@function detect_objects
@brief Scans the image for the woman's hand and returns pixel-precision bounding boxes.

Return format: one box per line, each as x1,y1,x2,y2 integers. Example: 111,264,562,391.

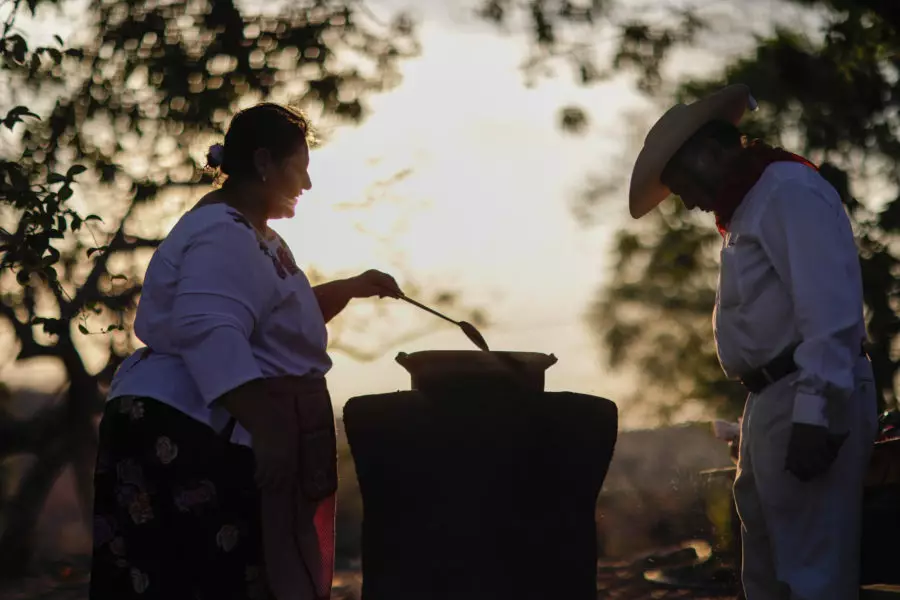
252,429,299,491
313,270,402,323
218,381,298,491
350,269,403,299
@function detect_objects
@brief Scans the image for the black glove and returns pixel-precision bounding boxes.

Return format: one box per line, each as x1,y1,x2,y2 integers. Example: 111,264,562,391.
784,423,847,482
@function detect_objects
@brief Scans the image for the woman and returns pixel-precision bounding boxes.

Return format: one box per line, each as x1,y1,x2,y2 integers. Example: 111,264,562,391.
89,103,402,600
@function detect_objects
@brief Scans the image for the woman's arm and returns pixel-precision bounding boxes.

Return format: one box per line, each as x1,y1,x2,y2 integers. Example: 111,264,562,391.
170,219,273,407
313,278,357,324
313,269,403,324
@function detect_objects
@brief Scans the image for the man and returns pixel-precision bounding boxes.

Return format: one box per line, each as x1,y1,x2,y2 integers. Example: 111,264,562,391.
628,84,876,599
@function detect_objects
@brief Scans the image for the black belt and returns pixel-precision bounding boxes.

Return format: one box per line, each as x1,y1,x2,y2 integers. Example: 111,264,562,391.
740,343,868,395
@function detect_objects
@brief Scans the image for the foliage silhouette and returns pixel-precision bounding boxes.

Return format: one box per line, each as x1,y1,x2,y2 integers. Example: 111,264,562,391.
480,0,900,421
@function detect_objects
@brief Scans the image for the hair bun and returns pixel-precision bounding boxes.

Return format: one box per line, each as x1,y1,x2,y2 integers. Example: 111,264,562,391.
207,143,225,168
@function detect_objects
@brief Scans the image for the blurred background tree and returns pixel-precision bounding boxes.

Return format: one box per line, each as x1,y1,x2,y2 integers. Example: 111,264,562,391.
0,0,486,578
479,0,900,422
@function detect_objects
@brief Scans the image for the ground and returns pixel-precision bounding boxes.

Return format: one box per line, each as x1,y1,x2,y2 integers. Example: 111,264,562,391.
0,545,739,599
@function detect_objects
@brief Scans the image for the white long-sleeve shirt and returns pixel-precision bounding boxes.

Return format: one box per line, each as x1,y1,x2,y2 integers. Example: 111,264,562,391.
109,203,332,445
713,161,866,427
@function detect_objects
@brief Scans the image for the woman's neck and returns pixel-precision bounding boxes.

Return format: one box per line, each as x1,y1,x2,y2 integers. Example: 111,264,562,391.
217,182,270,235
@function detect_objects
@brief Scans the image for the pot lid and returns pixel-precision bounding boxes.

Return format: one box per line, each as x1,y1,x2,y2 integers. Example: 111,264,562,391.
396,350,558,372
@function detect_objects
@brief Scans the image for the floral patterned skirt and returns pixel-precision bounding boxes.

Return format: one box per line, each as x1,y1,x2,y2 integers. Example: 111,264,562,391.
89,396,275,600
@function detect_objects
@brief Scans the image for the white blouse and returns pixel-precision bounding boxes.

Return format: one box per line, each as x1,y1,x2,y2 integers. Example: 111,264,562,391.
109,203,332,446
713,162,866,427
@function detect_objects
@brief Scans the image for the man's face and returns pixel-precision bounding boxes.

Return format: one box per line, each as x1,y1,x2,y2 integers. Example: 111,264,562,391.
661,139,727,213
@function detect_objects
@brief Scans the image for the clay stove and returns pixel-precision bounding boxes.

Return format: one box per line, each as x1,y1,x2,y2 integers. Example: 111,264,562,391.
343,350,618,600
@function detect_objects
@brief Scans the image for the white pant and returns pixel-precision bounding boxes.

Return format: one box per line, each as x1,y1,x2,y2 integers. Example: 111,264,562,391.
734,356,877,600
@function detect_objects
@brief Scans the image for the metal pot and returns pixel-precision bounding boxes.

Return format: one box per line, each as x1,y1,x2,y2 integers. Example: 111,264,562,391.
395,350,558,393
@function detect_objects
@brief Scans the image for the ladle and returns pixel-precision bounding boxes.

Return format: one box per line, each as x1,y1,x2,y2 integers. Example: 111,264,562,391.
396,294,490,352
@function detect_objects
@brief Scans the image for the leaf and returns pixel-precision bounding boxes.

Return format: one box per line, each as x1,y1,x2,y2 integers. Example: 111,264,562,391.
33,318,61,335
3,105,40,130
84,214,103,222
78,324,89,335
59,186,73,201
7,106,39,120
29,232,49,252
47,173,66,184
559,106,589,134
42,247,61,265
29,54,41,77
86,245,108,258
45,48,62,64
10,35,27,64
66,164,87,179
54,35,64,46
7,166,29,190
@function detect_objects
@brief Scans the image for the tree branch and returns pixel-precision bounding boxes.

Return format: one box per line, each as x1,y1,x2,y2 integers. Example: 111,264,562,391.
0,299,58,360
66,227,124,318
68,233,160,317
100,284,142,312
0,403,67,457
0,434,70,579
119,236,163,252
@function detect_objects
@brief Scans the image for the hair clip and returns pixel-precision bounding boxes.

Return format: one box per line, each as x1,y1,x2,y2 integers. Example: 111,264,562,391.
208,143,225,166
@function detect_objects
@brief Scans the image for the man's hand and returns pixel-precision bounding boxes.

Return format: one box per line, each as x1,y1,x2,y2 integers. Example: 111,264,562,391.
350,269,403,299
784,422,847,482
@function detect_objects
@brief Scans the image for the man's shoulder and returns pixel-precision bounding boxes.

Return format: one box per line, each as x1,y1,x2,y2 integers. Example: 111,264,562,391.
762,161,834,195
759,161,842,213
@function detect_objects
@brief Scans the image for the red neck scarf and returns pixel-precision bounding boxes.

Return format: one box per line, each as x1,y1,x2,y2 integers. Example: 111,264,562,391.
713,141,818,235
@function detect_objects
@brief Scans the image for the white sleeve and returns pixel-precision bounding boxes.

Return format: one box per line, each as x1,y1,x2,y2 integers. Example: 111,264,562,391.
757,177,864,426
170,218,277,405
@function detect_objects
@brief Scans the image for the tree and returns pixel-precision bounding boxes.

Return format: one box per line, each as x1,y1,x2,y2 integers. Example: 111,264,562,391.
478,0,900,421
0,0,478,577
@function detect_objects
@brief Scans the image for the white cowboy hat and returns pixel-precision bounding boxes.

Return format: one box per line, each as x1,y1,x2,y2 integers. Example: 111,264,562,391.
628,84,758,219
